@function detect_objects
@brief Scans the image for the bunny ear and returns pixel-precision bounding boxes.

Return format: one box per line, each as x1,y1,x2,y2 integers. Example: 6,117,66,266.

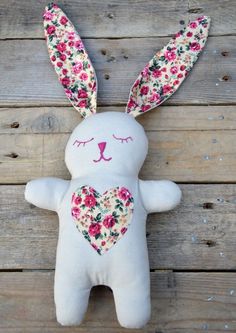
43,3,97,118
126,16,211,117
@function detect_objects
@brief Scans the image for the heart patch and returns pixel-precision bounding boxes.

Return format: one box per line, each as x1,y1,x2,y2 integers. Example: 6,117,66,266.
71,186,134,255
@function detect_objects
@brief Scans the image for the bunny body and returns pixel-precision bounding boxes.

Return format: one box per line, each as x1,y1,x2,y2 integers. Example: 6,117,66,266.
55,175,150,328
25,4,210,328
25,112,181,328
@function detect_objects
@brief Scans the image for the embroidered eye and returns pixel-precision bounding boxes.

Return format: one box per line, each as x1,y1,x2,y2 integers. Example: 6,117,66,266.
73,138,94,147
112,134,133,143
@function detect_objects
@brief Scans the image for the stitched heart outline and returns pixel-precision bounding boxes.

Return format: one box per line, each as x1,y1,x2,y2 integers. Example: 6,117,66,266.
71,186,134,255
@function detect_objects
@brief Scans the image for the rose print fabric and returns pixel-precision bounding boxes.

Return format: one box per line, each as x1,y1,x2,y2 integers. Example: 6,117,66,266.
71,186,134,255
126,16,211,117
43,4,97,118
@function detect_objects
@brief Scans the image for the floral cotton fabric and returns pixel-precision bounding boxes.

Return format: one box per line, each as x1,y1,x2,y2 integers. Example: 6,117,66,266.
126,16,211,117
71,186,134,255
43,4,97,118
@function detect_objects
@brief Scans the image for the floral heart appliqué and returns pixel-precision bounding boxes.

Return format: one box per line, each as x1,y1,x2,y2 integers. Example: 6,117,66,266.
71,186,134,255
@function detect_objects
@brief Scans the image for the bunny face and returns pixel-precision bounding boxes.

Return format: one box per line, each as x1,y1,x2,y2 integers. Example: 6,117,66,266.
65,112,148,178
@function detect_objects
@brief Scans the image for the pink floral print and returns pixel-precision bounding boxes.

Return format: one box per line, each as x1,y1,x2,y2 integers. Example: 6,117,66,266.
71,186,134,255
126,16,211,117
43,3,97,118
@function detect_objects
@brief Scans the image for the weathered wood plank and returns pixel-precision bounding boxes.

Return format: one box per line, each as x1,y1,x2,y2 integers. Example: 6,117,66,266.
1,185,236,270
1,271,236,332
0,0,235,39
1,105,235,134
0,129,235,183
0,37,235,106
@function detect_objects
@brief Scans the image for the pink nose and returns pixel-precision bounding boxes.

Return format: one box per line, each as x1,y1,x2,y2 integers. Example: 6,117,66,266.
98,142,106,153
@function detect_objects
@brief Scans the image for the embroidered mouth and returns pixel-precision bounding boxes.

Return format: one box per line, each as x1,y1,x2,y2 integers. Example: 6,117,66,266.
93,154,112,163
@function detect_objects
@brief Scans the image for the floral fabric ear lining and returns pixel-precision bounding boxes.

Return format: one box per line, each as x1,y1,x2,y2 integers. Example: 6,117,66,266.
43,3,97,118
126,16,211,117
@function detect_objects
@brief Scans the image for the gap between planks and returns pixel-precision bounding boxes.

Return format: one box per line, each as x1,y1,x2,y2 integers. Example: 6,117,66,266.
2,33,236,41
2,269,236,273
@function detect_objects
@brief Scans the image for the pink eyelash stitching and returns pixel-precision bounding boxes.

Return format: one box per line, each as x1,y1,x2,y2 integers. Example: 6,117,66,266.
112,134,133,143
73,138,94,147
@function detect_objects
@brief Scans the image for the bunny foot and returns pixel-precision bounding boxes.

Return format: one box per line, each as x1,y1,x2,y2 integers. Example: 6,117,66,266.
113,284,151,328
54,271,91,326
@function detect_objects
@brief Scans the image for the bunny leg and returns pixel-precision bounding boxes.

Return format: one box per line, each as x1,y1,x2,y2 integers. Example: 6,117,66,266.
112,283,151,328
54,270,92,326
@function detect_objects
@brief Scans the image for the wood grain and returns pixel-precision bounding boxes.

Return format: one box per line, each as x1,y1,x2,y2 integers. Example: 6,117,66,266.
1,184,236,270
1,105,235,134
0,0,235,39
1,1,236,332
0,271,236,332
0,37,235,106
0,129,236,183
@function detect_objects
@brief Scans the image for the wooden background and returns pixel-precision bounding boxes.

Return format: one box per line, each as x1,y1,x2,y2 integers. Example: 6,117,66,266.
1,0,236,332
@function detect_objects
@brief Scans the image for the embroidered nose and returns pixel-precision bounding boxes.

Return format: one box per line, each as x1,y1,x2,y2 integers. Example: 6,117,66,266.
98,142,106,153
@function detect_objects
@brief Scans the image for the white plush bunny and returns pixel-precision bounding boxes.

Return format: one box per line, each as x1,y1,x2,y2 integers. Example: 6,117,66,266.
25,3,210,329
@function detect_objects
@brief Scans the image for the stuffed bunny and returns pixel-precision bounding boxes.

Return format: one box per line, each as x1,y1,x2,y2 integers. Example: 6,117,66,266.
25,3,210,329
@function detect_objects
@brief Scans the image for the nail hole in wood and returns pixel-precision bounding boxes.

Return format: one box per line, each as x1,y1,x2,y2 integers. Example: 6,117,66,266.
123,54,129,59
107,12,114,19
47,116,53,129
221,51,229,57
10,122,19,128
188,7,203,13
101,49,107,55
104,74,110,80
179,20,185,25
222,75,230,81
203,202,214,209
5,152,18,158
107,56,116,62
166,161,169,165
204,240,216,247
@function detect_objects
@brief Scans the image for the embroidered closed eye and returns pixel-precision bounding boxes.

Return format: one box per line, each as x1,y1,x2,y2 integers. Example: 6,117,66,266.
112,134,133,143
73,138,94,147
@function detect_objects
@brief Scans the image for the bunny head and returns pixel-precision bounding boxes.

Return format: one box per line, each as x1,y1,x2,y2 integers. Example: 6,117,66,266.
43,3,210,179
64,112,148,178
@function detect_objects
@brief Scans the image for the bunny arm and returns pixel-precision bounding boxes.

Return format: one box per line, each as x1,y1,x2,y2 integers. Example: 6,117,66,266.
25,177,70,212
139,180,181,214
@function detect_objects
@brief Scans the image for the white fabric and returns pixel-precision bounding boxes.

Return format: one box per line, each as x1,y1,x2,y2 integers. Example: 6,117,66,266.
25,112,181,328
